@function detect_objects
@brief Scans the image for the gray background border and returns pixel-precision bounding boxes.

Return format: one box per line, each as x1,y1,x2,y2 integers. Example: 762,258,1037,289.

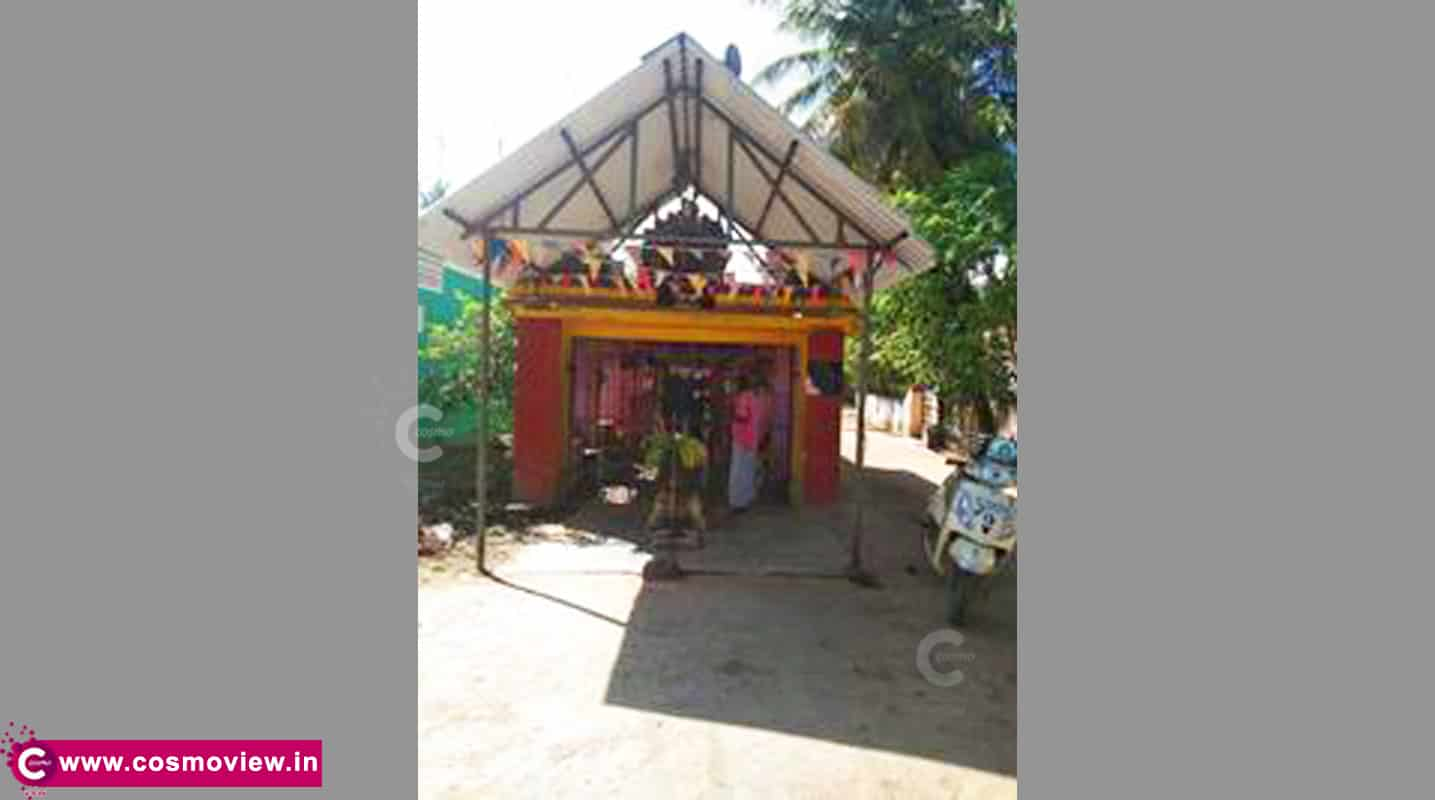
3,1,1434,798
1,2,415,798
1023,2,1433,796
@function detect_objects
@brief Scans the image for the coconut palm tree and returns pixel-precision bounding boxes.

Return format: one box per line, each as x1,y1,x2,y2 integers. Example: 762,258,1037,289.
753,0,1015,185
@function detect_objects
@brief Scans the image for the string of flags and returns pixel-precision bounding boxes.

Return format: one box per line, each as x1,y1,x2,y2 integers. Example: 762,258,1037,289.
469,234,893,301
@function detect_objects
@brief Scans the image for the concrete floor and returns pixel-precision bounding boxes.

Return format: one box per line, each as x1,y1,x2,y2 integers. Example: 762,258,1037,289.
418,422,1017,798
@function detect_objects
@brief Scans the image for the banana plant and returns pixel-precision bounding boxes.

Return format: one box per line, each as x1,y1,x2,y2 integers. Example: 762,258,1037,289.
642,431,708,489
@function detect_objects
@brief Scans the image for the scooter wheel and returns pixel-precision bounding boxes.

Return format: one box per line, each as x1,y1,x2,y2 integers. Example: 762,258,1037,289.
945,567,967,626
920,521,941,574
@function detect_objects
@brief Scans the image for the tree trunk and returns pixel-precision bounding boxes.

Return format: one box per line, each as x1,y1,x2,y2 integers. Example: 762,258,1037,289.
956,397,998,457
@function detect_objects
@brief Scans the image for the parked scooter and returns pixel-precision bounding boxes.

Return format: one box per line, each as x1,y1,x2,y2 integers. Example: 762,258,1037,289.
921,434,1017,625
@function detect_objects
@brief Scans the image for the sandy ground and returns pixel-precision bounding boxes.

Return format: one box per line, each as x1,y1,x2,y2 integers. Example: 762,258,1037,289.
419,422,1016,799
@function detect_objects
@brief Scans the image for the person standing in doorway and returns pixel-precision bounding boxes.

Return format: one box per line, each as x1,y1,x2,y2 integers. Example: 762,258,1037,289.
728,373,762,513
751,369,774,497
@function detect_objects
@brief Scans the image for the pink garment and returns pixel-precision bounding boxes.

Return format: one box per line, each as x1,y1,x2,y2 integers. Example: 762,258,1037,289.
756,391,771,445
731,390,768,451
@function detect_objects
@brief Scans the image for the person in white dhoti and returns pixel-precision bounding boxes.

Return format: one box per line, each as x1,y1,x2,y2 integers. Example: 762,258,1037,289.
727,374,767,512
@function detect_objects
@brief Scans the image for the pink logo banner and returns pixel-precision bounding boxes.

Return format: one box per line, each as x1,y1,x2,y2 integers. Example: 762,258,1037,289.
7,738,322,791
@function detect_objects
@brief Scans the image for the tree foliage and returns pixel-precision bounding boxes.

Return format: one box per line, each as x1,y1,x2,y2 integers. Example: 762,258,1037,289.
872,151,1017,419
754,0,1016,185
419,289,516,438
758,0,1017,428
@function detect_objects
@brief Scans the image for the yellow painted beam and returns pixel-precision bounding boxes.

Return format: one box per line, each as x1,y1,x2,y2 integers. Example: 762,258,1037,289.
512,303,858,336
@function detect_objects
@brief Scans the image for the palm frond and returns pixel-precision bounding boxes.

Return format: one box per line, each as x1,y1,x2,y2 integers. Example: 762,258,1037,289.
778,74,833,116
751,48,826,87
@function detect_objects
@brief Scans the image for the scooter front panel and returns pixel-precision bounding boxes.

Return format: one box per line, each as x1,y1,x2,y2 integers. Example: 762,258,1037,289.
947,479,1017,546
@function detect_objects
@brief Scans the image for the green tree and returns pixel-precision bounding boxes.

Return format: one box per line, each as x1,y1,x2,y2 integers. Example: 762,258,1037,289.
419,289,515,439
874,150,1017,431
754,0,1015,185
418,289,516,521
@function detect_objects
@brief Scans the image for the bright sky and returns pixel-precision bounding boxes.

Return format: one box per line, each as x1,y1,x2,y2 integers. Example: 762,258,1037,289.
417,0,806,192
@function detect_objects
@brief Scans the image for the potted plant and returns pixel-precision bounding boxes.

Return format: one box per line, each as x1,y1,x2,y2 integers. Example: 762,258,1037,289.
642,429,708,536
642,430,708,486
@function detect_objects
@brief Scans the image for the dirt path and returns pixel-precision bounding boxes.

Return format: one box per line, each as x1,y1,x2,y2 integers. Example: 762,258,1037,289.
419,424,1016,798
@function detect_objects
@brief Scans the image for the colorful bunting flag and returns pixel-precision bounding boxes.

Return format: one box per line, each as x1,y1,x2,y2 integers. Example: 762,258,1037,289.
657,246,674,267
847,248,867,275
806,250,833,282
508,239,529,265
536,238,563,267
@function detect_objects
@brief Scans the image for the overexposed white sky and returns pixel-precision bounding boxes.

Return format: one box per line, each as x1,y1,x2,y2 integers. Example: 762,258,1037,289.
417,0,806,191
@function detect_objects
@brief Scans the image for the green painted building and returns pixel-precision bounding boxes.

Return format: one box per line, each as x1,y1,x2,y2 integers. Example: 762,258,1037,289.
418,257,492,446
419,258,491,350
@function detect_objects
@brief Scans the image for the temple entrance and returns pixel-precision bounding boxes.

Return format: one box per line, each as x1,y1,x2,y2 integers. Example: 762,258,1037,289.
569,338,795,511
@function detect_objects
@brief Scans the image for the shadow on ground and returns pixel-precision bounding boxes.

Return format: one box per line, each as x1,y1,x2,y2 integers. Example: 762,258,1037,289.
600,572,1017,776
585,435,1016,776
426,427,1019,789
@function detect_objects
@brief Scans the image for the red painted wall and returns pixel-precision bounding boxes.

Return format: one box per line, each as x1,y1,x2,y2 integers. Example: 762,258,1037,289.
803,330,844,504
513,318,565,505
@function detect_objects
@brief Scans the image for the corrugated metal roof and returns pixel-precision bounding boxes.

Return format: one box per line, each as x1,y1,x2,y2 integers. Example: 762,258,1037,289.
417,35,935,291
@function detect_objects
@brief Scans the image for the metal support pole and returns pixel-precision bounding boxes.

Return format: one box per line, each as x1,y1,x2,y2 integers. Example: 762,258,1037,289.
701,191,766,276
476,236,493,574
561,128,622,233
755,140,800,239
604,191,674,259
848,249,875,582
694,58,704,186
663,59,682,190
679,36,691,180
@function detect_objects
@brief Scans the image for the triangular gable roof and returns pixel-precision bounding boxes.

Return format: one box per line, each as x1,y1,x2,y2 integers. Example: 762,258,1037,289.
417,34,936,291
